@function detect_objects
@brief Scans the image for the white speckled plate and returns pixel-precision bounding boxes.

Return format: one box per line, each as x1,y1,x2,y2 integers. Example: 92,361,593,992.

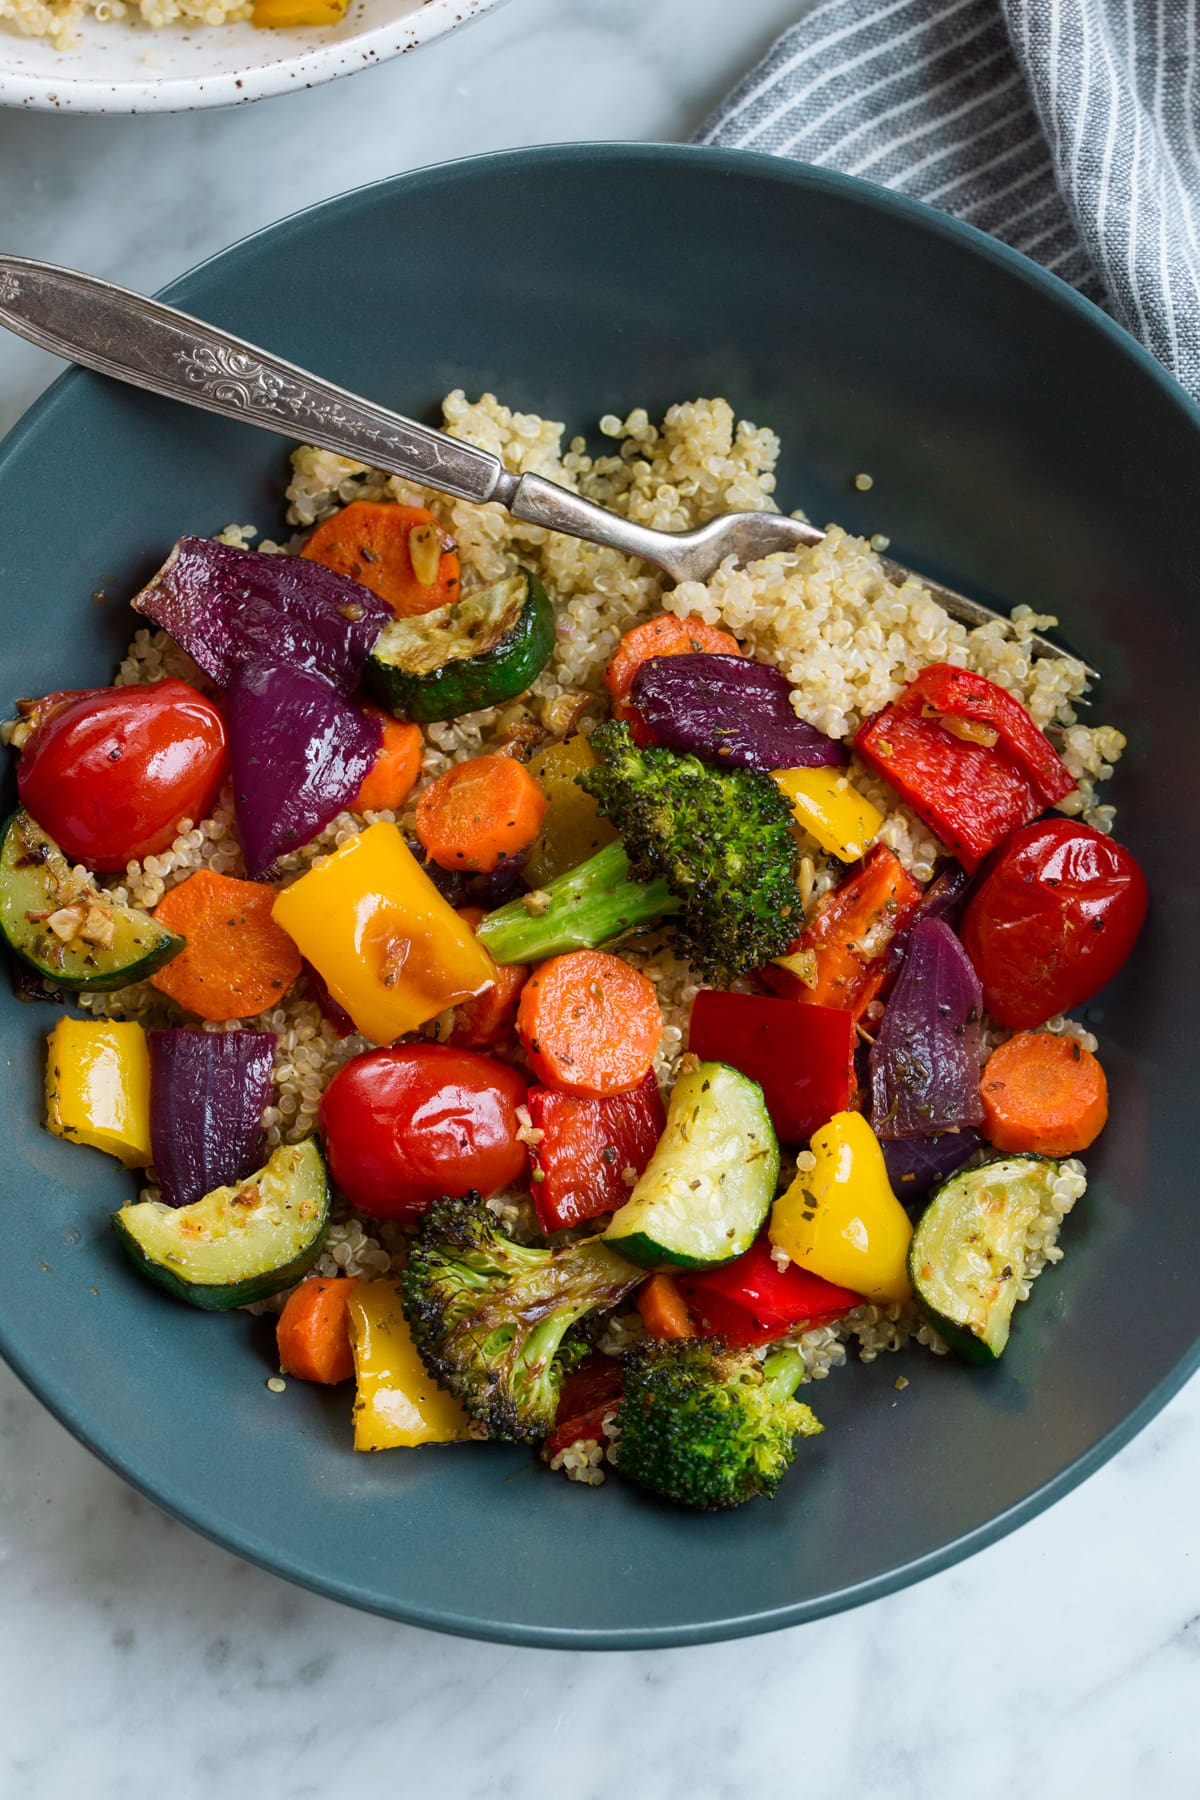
0,0,505,112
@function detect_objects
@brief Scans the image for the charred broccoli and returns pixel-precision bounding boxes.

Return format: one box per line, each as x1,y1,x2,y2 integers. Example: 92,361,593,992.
615,1337,822,1510
578,720,801,976
475,839,681,965
401,1195,646,1443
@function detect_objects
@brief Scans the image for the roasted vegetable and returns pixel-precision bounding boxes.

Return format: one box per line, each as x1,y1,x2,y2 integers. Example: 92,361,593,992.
401,1195,645,1442
148,1028,275,1208
365,570,554,722
880,1129,986,1205
772,766,882,862
112,1138,330,1311
770,1110,912,1304
604,1060,778,1270
615,1337,823,1510
347,1281,474,1449
870,917,985,1140
475,840,679,965
678,1232,860,1347
762,843,922,1021
271,821,496,1045
523,736,617,889
46,1017,151,1167
628,653,846,771
688,989,855,1145
579,720,801,977
527,1071,666,1233
0,811,183,992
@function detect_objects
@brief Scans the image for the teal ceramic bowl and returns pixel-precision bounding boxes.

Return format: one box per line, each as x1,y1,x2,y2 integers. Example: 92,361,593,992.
1,145,1197,1648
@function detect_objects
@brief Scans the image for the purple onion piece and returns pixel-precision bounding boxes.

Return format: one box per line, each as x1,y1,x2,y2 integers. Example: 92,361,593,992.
302,959,357,1040
471,848,529,909
132,537,392,691
630,653,847,771
870,917,985,1140
149,1028,275,1208
884,859,973,979
882,1129,986,1210
226,659,382,880
9,957,64,1005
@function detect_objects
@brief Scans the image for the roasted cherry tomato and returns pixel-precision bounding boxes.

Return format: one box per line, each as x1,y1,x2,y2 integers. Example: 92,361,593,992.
318,1044,527,1223
961,818,1148,1030
17,679,229,873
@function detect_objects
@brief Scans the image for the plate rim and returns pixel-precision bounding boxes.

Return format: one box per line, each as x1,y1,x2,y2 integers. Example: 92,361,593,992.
2,141,1198,1649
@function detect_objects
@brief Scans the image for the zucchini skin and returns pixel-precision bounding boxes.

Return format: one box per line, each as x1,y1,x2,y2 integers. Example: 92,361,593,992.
0,810,185,992
365,571,555,723
111,1139,331,1312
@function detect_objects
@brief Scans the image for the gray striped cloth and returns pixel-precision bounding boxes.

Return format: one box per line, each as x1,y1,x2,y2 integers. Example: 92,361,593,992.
697,0,1200,403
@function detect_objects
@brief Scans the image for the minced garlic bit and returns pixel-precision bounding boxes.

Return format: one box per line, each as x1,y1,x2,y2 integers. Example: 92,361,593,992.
894,1375,909,1391
522,889,553,916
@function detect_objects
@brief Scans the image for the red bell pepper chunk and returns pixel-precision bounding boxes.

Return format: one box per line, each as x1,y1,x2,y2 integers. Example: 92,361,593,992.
688,989,855,1144
679,1233,862,1347
759,844,923,1023
543,1353,624,1459
527,1071,666,1232
854,664,1074,873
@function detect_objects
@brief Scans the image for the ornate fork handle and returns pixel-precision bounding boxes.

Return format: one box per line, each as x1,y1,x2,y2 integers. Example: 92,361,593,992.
0,256,514,507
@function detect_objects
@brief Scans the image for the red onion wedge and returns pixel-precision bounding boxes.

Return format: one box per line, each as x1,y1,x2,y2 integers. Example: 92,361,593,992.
870,917,985,1140
225,660,381,880
881,1128,985,1207
629,653,847,771
132,537,392,691
149,1028,275,1208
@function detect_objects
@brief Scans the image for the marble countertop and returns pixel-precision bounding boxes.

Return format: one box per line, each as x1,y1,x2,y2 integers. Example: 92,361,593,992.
1,2,1197,1793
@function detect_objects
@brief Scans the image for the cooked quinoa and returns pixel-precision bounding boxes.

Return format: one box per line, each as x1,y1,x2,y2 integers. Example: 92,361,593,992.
70,392,1116,1470
1,0,249,48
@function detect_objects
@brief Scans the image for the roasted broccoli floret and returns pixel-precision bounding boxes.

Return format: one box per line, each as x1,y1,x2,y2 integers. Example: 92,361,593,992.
401,1196,646,1443
578,720,801,976
615,1337,822,1510
475,839,681,965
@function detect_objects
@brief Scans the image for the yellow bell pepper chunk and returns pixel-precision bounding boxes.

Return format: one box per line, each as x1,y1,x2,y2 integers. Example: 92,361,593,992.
271,822,496,1046
347,1281,473,1449
524,736,617,888
45,1018,151,1168
773,767,884,863
252,0,346,26
769,1110,912,1305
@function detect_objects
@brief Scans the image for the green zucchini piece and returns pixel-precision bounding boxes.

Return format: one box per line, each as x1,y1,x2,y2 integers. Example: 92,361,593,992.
112,1137,330,1311
908,1153,1061,1363
364,569,555,722
604,1061,778,1270
0,810,184,992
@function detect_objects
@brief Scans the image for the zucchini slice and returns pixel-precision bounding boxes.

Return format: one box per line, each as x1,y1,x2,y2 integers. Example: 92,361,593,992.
112,1137,330,1311
364,569,554,722
908,1153,1061,1363
604,1061,778,1270
0,810,184,992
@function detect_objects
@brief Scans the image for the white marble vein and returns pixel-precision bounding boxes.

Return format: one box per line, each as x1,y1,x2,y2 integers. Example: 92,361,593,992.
1,2,1198,1793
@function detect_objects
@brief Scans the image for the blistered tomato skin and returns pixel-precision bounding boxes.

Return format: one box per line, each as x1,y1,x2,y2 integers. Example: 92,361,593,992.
961,818,1148,1030
17,679,229,872
318,1044,527,1223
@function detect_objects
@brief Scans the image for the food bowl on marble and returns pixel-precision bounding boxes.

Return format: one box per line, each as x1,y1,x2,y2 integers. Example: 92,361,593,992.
0,0,505,114
0,143,1197,1647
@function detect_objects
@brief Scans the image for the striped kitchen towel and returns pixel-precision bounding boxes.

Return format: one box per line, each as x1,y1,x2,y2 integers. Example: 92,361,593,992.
697,0,1200,403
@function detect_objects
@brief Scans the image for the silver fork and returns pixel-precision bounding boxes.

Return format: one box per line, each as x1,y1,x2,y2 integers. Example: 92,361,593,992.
0,255,1094,677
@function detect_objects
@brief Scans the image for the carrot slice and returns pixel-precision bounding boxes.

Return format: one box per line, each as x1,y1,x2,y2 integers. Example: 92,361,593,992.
605,614,742,744
277,1276,360,1385
637,1273,696,1340
301,500,460,619
980,1031,1109,1156
351,709,424,814
150,869,302,1021
415,753,548,874
516,949,661,1097
448,907,528,1049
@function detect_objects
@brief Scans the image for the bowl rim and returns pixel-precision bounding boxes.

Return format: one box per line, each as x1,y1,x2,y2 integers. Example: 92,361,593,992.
0,0,505,114
2,141,1198,1649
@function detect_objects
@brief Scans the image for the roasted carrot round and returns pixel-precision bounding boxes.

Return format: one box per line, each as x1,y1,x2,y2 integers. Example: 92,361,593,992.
150,869,302,1021
448,907,528,1049
980,1031,1109,1156
638,1273,696,1340
351,710,424,814
605,613,743,744
301,500,459,619
415,753,547,874
516,949,661,1097
277,1276,360,1385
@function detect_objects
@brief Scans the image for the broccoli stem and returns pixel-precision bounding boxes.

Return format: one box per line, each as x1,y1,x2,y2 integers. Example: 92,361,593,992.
761,1348,807,1404
475,840,681,965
